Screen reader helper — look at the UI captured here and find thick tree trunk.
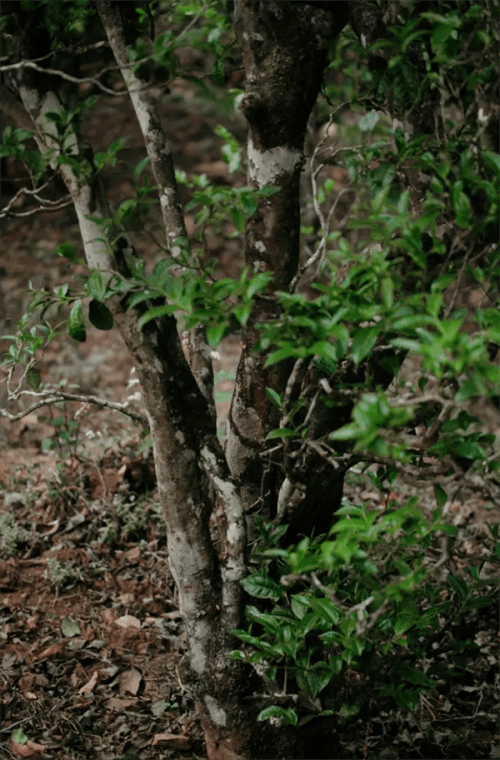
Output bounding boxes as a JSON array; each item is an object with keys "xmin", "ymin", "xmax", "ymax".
[{"xmin": 227, "ymin": 1, "xmax": 350, "ymax": 536}]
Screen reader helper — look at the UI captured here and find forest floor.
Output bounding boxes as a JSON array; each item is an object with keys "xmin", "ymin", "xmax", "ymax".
[{"xmin": 0, "ymin": 78, "xmax": 499, "ymax": 760}]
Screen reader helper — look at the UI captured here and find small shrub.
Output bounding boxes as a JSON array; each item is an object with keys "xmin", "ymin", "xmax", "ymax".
[
  {"xmin": 0, "ymin": 512, "xmax": 29, "ymax": 557},
  {"xmin": 231, "ymin": 502, "xmax": 499, "ymax": 727}
]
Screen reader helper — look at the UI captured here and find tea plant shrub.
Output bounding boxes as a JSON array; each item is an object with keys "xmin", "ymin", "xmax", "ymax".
[
  {"xmin": 232, "ymin": 498, "xmax": 499, "ymax": 728},
  {"xmin": 228, "ymin": 0, "xmax": 500, "ymax": 738},
  {"xmin": 1, "ymin": 1, "xmax": 499, "ymax": 757}
]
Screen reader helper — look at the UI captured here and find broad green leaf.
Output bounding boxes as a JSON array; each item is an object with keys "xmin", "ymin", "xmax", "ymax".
[
  {"xmin": 265, "ymin": 428, "xmax": 296, "ymax": 440},
  {"xmin": 87, "ymin": 270, "xmax": 106, "ymax": 301},
  {"xmin": 393, "ymin": 663, "xmax": 435, "ymax": 688},
  {"xmin": 433, "ymin": 484, "xmax": 447, "ymax": 508},
  {"xmin": 380, "ymin": 277, "xmax": 394, "ymax": 309},
  {"xmin": 56, "ymin": 242, "xmax": 77, "ymax": 261},
  {"xmin": 137, "ymin": 304, "xmax": 175, "ymax": 331},
  {"xmin": 89, "ymin": 300, "xmax": 114, "ymax": 330},
  {"xmin": 330, "ymin": 423, "xmax": 360, "ymax": 441},
  {"xmin": 68, "ymin": 300, "xmax": 86, "ymax": 342},
  {"xmin": 265, "ymin": 387, "xmax": 282, "ymax": 408},
  {"xmin": 234, "ymin": 303, "xmax": 251, "ymax": 326},
  {"xmin": 452, "ymin": 182, "xmax": 471, "ymax": 228},
  {"xmin": 296, "ymin": 666, "xmax": 333, "ymax": 699},
  {"xmin": 351, "ymin": 326, "xmax": 379, "ymax": 366},
  {"xmin": 446, "ymin": 573, "xmax": 468, "ymax": 601},
  {"xmin": 240, "ymin": 571, "xmax": 283, "ymax": 599},
  {"xmin": 309, "ymin": 597, "xmax": 340, "ymax": 625},
  {"xmin": 206, "ymin": 322, "xmax": 226, "ymax": 347},
  {"xmin": 257, "ymin": 706, "xmax": 298, "ymax": 725},
  {"xmin": 240, "ymin": 191, "xmax": 258, "ymax": 216},
  {"xmin": 127, "ymin": 290, "xmax": 156, "ymax": 309},
  {"xmin": 291, "ymin": 594, "xmax": 311, "ymax": 620},
  {"xmin": 482, "ymin": 149, "xmax": 500, "ymax": 176},
  {"xmin": 26, "ymin": 367, "xmax": 41, "ymax": 390},
  {"xmin": 245, "ymin": 606, "xmax": 281, "ymax": 633},
  {"xmin": 394, "ymin": 604, "xmax": 419, "ymax": 635}
]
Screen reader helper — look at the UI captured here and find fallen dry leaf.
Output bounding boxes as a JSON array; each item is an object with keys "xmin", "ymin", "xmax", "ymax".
[
  {"xmin": 119, "ymin": 666, "xmax": 142, "ymax": 696},
  {"xmin": 152, "ymin": 733, "xmax": 190, "ymax": 750},
  {"xmin": 9, "ymin": 740, "xmax": 46, "ymax": 757},
  {"xmin": 115, "ymin": 614, "xmax": 141, "ymax": 629},
  {"xmin": 36, "ymin": 641, "xmax": 66, "ymax": 660},
  {"xmin": 78, "ymin": 670, "xmax": 98, "ymax": 694}
]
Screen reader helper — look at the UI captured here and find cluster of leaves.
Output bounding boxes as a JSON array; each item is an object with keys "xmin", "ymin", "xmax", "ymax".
[
  {"xmin": 257, "ymin": 4, "xmax": 500, "ymax": 465},
  {"xmin": 231, "ymin": 498, "xmax": 499, "ymax": 727}
]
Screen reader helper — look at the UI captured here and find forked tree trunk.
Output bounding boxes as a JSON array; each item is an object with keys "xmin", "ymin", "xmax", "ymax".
[
  {"xmin": 226, "ymin": 1, "xmax": 350, "ymax": 541},
  {"xmin": 2, "ymin": 1, "xmax": 431, "ymax": 756}
]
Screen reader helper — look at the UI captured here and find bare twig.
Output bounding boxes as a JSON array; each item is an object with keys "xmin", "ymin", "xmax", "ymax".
[{"xmin": 0, "ymin": 390, "xmax": 148, "ymax": 425}]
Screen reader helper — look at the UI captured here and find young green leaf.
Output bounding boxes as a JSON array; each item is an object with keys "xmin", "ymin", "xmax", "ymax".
[
  {"xmin": 26, "ymin": 366, "xmax": 41, "ymax": 390},
  {"xmin": 68, "ymin": 300, "xmax": 86, "ymax": 342}
]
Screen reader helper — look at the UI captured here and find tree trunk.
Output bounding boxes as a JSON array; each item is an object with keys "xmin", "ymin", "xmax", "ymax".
[{"xmin": 226, "ymin": 1, "xmax": 350, "ymax": 540}]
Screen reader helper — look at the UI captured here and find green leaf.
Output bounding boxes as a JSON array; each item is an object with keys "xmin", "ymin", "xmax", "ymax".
[
  {"xmin": 394, "ymin": 604, "xmax": 419, "ymax": 635},
  {"xmin": 351, "ymin": 326, "xmax": 379, "ymax": 366},
  {"xmin": 229, "ymin": 206, "xmax": 246, "ymax": 232},
  {"xmin": 234, "ymin": 303, "xmax": 251, "ymax": 326},
  {"xmin": 296, "ymin": 666, "xmax": 333, "ymax": 700},
  {"xmin": 241, "ymin": 571, "xmax": 283, "ymax": 599},
  {"xmin": 482, "ymin": 150, "xmax": 500, "ymax": 176},
  {"xmin": 26, "ymin": 367, "xmax": 41, "ymax": 390},
  {"xmin": 134, "ymin": 156, "xmax": 149, "ymax": 178},
  {"xmin": 87, "ymin": 270, "xmax": 107, "ymax": 301},
  {"xmin": 451, "ymin": 182, "xmax": 471, "ymax": 228},
  {"xmin": 265, "ymin": 345, "xmax": 306, "ymax": 366},
  {"xmin": 265, "ymin": 428, "xmax": 296, "ymax": 440},
  {"xmin": 55, "ymin": 241, "xmax": 77, "ymax": 261},
  {"xmin": 206, "ymin": 323, "xmax": 227, "ymax": 347},
  {"xmin": 309, "ymin": 597, "xmax": 340, "ymax": 625},
  {"xmin": 245, "ymin": 606, "xmax": 281, "ymax": 633},
  {"xmin": 446, "ymin": 573, "xmax": 469, "ymax": 601},
  {"xmin": 330, "ymin": 423, "xmax": 360, "ymax": 441},
  {"xmin": 88, "ymin": 300, "xmax": 114, "ymax": 330},
  {"xmin": 240, "ymin": 191, "xmax": 258, "ymax": 216},
  {"xmin": 257, "ymin": 706, "xmax": 298, "ymax": 725},
  {"xmin": 265, "ymin": 387, "xmax": 282, "ymax": 408},
  {"xmin": 68, "ymin": 300, "xmax": 86, "ymax": 342},
  {"xmin": 393, "ymin": 663, "xmax": 435, "ymax": 688},
  {"xmin": 127, "ymin": 290, "xmax": 156, "ymax": 309},
  {"xmin": 61, "ymin": 617, "xmax": 81, "ymax": 637},
  {"xmin": 11, "ymin": 728, "xmax": 28, "ymax": 744},
  {"xmin": 433, "ymin": 484, "xmax": 447, "ymax": 509},
  {"xmin": 291, "ymin": 594, "xmax": 311, "ymax": 620},
  {"xmin": 137, "ymin": 304, "xmax": 172, "ymax": 331},
  {"xmin": 380, "ymin": 277, "xmax": 394, "ymax": 309}
]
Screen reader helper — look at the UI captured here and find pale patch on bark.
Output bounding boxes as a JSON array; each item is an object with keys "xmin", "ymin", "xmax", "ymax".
[
  {"xmin": 276, "ymin": 476, "xmax": 294, "ymax": 519},
  {"xmin": 231, "ymin": 390, "xmax": 264, "ymax": 440},
  {"xmin": 247, "ymin": 137, "xmax": 301, "ymax": 188},
  {"xmin": 204, "ymin": 695, "xmax": 227, "ymax": 726}
]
